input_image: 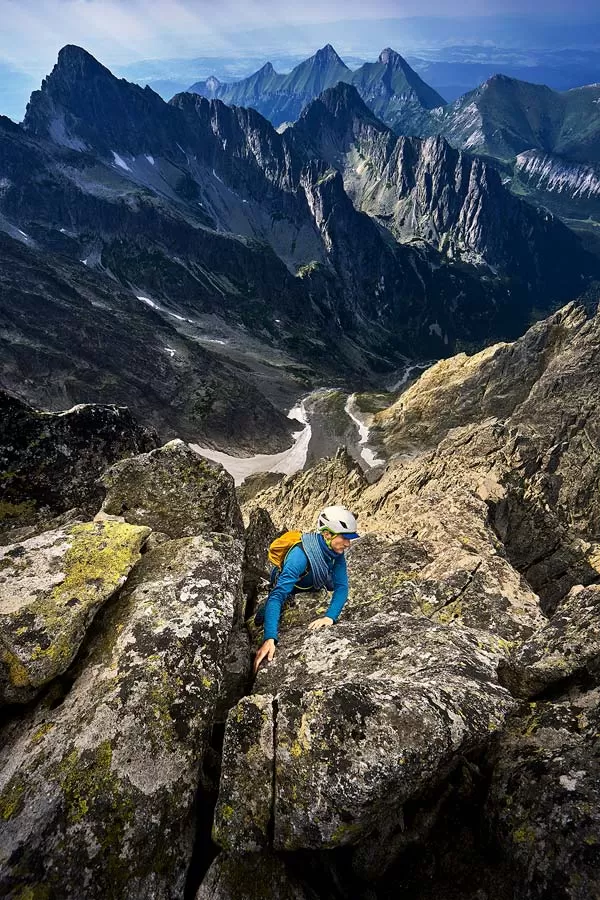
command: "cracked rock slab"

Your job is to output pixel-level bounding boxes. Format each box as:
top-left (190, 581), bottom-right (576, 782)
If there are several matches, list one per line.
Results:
top-left (213, 693), bottom-right (275, 852)
top-left (222, 610), bottom-right (516, 857)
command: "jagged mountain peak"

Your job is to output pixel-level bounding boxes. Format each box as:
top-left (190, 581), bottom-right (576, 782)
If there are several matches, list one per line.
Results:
top-left (53, 44), bottom-right (113, 81)
top-left (258, 61), bottom-right (276, 74)
top-left (317, 81), bottom-right (373, 116)
top-left (314, 44), bottom-right (344, 64)
top-left (298, 81), bottom-right (379, 134)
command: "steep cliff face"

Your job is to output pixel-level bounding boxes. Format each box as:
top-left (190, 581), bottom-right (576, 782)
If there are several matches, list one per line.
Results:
top-left (293, 83), bottom-right (594, 290)
top-left (429, 76), bottom-right (600, 166)
top-left (424, 76), bottom-right (600, 231)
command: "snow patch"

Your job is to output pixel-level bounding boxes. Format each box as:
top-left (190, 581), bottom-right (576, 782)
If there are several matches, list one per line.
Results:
top-left (344, 394), bottom-right (384, 467)
top-left (145, 154), bottom-right (155, 165)
top-left (137, 295), bottom-right (160, 310)
top-left (191, 397), bottom-right (312, 485)
top-left (390, 363), bottom-right (433, 391)
top-left (112, 152), bottom-right (131, 172)
top-left (164, 347), bottom-right (176, 357)
top-left (212, 168), bottom-right (224, 184)
top-left (429, 322), bottom-right (443, 339)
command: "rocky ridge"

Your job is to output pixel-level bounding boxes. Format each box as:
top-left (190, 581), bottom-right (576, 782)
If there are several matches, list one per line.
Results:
top-left (1, 300), bottom-right (599, 898)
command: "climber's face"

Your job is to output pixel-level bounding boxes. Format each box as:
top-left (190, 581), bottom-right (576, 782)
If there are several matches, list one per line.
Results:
top-left (329, 534), bottom-right (352, 554)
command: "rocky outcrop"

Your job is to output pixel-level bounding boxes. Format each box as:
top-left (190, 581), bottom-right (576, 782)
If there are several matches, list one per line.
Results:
top-left (0, 531), bottom-right (244, 900)
top-left (0, 390), bottom-right (157, 533)
top-left (499, 584), bottom-right (600, 699)
top-left (0, 520), bottom-right (149, 705)
top-left (100, 439), bottom-right (244, 539)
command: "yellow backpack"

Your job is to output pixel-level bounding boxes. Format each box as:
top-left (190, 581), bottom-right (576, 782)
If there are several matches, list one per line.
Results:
top-left (267, 530), bottom-right (303, 570)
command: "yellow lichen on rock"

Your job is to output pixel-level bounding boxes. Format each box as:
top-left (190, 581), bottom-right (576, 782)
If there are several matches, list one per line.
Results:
top-left (0, 520), bottom-right (150, 704)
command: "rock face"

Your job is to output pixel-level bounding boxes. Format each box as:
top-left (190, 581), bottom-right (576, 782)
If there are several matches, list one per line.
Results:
top-left (0, 531), bottom-right (244, 900)
top-left (100, 439), bottom-right (244, 539)
top-left (499, 585), bottom-right (600, 699)
top-left (0, 390), bottom-right (157, 533)
top-left (197, 852), bottom-right (320, 900)
top-left (293, 83), bottom-right (594, 303)
top-left (231, 300), bottom-right (600, 898)
top-left (0, 404), bottom-right (251, 898)
top-left (0, 520), bottom-right (149, 705)
top-left (487, 686), bottom-right (600, 900)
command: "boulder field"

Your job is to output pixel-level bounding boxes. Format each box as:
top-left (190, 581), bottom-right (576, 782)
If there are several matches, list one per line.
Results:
top-left (1, 301), bottom-right (600, 899)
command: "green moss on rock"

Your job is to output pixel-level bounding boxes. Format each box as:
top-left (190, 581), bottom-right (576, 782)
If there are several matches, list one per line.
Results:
top-left (0, 774), bottom-right (25, 820)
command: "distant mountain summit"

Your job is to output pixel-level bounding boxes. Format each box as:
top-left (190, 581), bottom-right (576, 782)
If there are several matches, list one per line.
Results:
top-left (24, 44), bottom-right (184, 157)
top-left (351, 48), bottom-right (445, 132)
top-left (426, 74), bottom-right (600, 237)
top-left (188, 44), bottom-right (444, 130)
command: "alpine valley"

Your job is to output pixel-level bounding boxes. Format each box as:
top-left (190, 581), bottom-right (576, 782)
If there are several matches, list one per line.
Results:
top-left (0, 44), bottom-right (598, 453)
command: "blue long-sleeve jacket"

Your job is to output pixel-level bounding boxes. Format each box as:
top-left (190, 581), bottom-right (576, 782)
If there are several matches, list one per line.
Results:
top-left (263, 533), bottom-right (349, 642)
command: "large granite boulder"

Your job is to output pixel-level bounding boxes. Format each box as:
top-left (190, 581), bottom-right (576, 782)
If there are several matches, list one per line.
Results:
top-left (0, 519), bottom-right (150, 705)
top-left (213, 522), bottom-right (523, 865)
top-left (101, 439), bottom-right (243, 538)
top-left (0, 390), bottom-right (157, 534)
top-left (0, 532), bottom-right (244, 900)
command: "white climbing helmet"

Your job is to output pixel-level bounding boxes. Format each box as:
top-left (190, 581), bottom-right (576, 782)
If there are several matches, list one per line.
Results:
top-left (317, 505), bottom-right (359, 539)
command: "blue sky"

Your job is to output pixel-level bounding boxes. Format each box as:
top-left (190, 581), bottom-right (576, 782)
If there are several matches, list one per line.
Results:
top-left (0, 1), bottom-right (598, 121)
top-left (1, 1), bottom-right (598, 70)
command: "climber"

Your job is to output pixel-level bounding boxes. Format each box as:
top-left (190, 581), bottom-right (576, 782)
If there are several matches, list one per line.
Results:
top-left (253, 505), bottom-right (359, 673)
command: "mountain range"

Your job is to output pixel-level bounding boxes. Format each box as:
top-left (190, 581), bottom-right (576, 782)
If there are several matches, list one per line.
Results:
top-left (189, 45), bottom-right (445, 132)
top-left (0, 45), bottom-right (597, 451)
top-left (189, 45), bottom-right (600, 243)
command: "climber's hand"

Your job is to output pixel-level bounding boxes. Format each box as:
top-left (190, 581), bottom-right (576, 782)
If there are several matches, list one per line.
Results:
top-left (308, 616), bottom-right (334, 631)
top-left (253, 639), bottom-right (276, 673)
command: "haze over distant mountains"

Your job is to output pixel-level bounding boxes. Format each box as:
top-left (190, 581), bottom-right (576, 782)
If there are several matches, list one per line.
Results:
top-left (1, 44), bottom-right (596, 450)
